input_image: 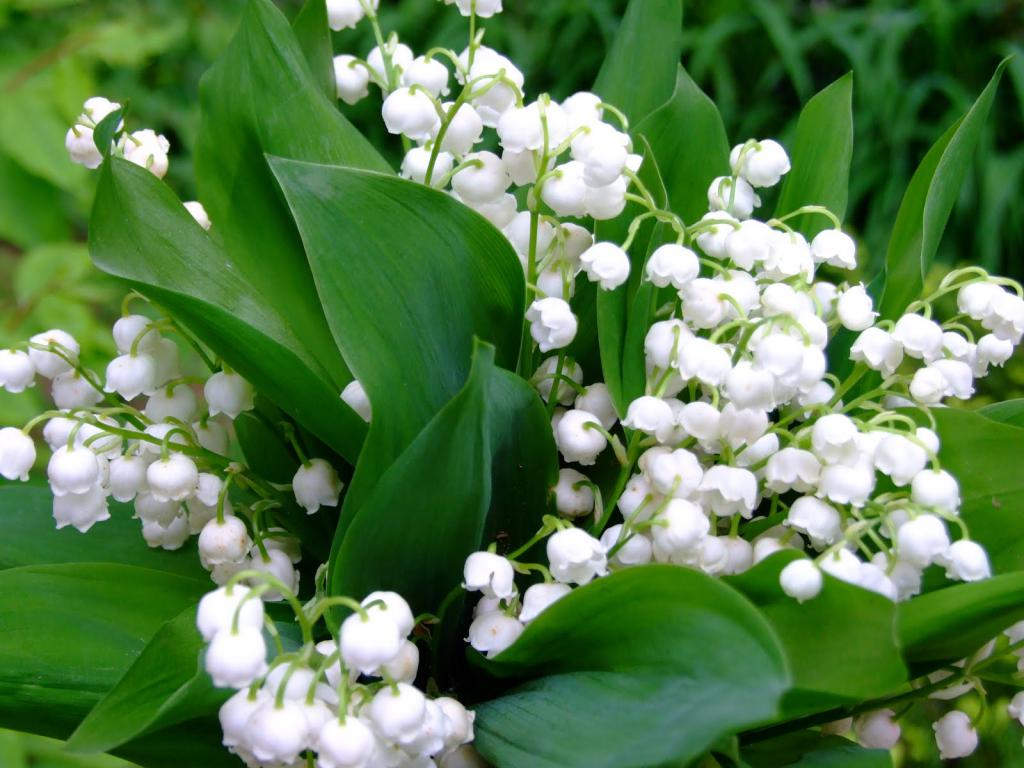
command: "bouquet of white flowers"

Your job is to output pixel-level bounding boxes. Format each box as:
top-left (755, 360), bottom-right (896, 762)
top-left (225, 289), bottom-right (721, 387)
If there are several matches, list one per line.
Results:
top-left (1, 1), bottom-right (1023, 766)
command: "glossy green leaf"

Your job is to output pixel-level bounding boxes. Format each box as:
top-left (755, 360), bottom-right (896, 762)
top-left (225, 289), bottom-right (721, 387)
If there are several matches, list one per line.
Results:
top-left (194, 0), bottom-right (389, 440)
top-left (634, 66), bottom-right (731, 224)
top-left (592, 0), bottom-right (683, 125)
top-left (933, 407), bottom-right (1024, 573)
top-left (774, 73), bottom-right (854, 237)
top-left (268, 159), bottom-right (527, 587)
top-left (727, 553), bottom-right (907, 718)
top-left (474, 566), bottom-right (789, 768)
top-left (329, 343), bottom-right (555, 614)
top-left (743, 732), bottom-right (892, 768)
top-left (0, 485), bottom-right (206, 579)
top-left (979, 398), bottom-right (1024, 428)
top-left (291, 0), bottom-right (335, 101)
top-left (897, 572), bottom-right (1024, 664)
top-left (68, 606), bottom-right (225, 755)
top-left (89, 157), bottom-right (366, 464)
top-left (0, 564), bottom-right (206, 739)
top-left (91, 108), bottom-right (124, 163)
top-left (878, 59), bottom-right (1009, 318)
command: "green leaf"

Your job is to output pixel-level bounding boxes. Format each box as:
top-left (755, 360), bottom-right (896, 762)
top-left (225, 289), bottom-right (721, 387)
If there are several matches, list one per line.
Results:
top-left (89, 157), bottom-right (366, 464)
top-left (878, 59), bottom-right (1009, 318)
top-left (743, 732), bottom-right (892, 768)
top-left (727, 553), bottom-right (907, 718)
top-left (592, 0), bottom-right (683, 125)
top-left (635, 66), bottom-right (731, 224)
top-left (0, 485), bottom-right (206, 579)
top-left (329, 343), bottom-right (555, 614)
top-left (268, 158), bottom-right (527, 589)
top-left (0, 564), bottom-right (206, 740)
top-left (932, 407), bottom-right (1024, 573)
top-left (291, 0), bottom-right (335, 101)
top-left (474, 566), bottom-right (789, 768)
top-left (68, 606), bottom-right (225, 755)
top-left (91, 107), bottom-right (124, 162)
top-left (896, 572), bottom-right (1024, 664)
top-left (979, 398), bottom-right (1024, 428)
top-left (774, 73), bottom-right (854, 238)
top-left (194, 0), bottom-right (389, 434)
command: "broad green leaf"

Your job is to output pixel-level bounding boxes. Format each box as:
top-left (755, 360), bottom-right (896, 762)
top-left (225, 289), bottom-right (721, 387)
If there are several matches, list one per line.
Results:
top-left (291, 0), bottom-right (335, 101)
top-left (0, 485), bottom-right (206, 579)
top-left (68, 606), bottom-right (225, 755)
top-left (89, 157), bottom-right (367, 464)
top-left (933, 407), bottom-right (1024, 573)
top-left (194, 0), bottom-right (389, 427)
top-left (91, 108), bottom-right (124, 163)
top-left (635, 66), bottom-right (731, 224)
top-left (268, 158), bottom-right (527, 589)
top-left (743, 732), bottom-right (892, 768)
top-left (0, 729), bottom-right (138, 768)
top-left (0, 564), bottom-right (206, 740)
top-left (329, 343), bottom-right (556, 614)
top-left (979, 398), bottom-right (1024, 428)
top-left (896, 572), bottom-right (1024, 664)
top-left (727, 553), bottom-right (907, 718)
top-left (878, 59), bottom-right (1009, 318)
top-left (774, 73), bottom-right (854, 237)
top-left (592, 0), bottom-right (683, 125)
top-left (474, 566), bottom-right (789, 768)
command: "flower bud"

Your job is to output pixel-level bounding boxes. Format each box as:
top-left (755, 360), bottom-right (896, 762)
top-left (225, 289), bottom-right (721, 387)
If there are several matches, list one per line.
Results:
top-left (547, 527), bottom-right (607, 585)
top-left (707, 176), bottom-right (759, 219)
top-left (579, 242), bottom-right (630, 290)
top-left (124, 129), bottom-right (170, 179)
top-left (146, 453), bottom-right (198, 502)
top-left (104, 353), bottom-right (157, 400)
top-left (554, 409), bottom-right (606, 465)
top-left (463, 552), bottom-right (516, 600)
top-left (244, 700), bottom-right (308, 765)
top-left (204, 625), bottom-right (267, 688)
top-left (645, 243), bottom-right (699, 289)
top-left (731, 139), bottom-right (790, 188)
top-left (199, 516), bottom-right (251, 566)
top-left (368, 683), bottom-right (427, 745)
top-left (451, 151), bottom-right (510, 204)
top-left (810, 229), bottom-right (856, 270)
top-left (836, 284), bottom-right (876, 331)
top-left (197, 585), bottom-right (265, 642)
top-left (0, 427), bottom-right (36, 481)
top-left (0, 349), bottom-right (35, 393)
top-left (553, 468), bottom-right (594, 518)
top-left (292, 458), bottom-right (343, 514)
top-left (855, 709), bottom-right (900, 750)
top-left (48, 444), bottom-right (100, 496)
top-left (897, 514), bottom-right (950, 568)
top-left (318, 716), bottom-right (378, 768)
top-left (526, 298), bottom-right (578, 352)
top-left (333, 54), bottom-right (371, 104)
top-left (340, 609), bottom-right (403, 675)
top-left (28, 329), bottom-right (79, 379)
top-left (204, 371), bottom-right (255, 419)
top-left (932, 711), bottom-right (978, 760)
top-left (941, 539), bottom-right (991, 582)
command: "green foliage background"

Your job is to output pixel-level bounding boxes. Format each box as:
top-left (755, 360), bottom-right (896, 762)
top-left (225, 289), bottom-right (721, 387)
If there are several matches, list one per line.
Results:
top-left (0, 0), bottom-right (1022, 766)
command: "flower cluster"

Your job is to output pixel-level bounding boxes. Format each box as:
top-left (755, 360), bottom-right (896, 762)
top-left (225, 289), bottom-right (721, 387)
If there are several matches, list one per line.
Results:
top-left (0, 306), bottom-right (351, 596)
top-left (197, 576), bottom-right (474, 768)
top-left (65, 96), bottom-right (172, 178)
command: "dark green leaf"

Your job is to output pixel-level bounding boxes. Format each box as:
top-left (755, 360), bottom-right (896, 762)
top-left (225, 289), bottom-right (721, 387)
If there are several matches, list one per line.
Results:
top-left (194, 0), bottom-right (390, 442)
top-left (291, 0), bottom-right (335, 101)
top-left (89, 157), bottom-right (366, 464)
top-left (329, 343), bottom-right (555, 614)
top-left (979, 398), bottom-right (1024, 428)
top-left (0, 485), bottom-right (206, 580)
top-left (743, 732), bottom-right (892, 768)
top-left (0, 564), bottom-right (206, 740)
top-left (774, 73), bottom-right (854, 238)
top-left (68, 606), bottom-right (225, 754)
top-left (91, 108), bottom-right (124, 162)
top-left (896, 572), bottom-right (1024, 663)
top-left (592, 0), bottom-right (683, 125)
top-left (727, 553), bottom-right (907, 718)
top-left (268, 158), bottom-right (527, 594)
top-left (634, 66), bottom-right (731, 224)
top-left (474, 566), bottom-right (789, 768)
top-left (933, 407), bottom-right (1024, 573)
top-left (878, 59), bottom-right (1009, 318)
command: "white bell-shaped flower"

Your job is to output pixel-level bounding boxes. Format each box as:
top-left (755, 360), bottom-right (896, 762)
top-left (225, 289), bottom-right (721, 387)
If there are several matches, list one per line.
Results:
top-left (730, 139), bottom-right (790, 187)
top-left (779, 558), bottom-right (823, 602)
top-left (292, 458), bottom-right (343, 514)
top-left (451, 151), bottom-right (510, 204)
top-left (204, 625), bottom-right (267, 688)
top-left (574, 383), bottom-right (617, 430)
top-left (982, 288), bottom-right (1024, 342)
top-left (526, 298), bottom-right (578, 352)
top-left (579, 242), bottom-right (630, 290)
top-left (197, 585), bottom-right (265, 642)
top-left (941, 539), bottom-right (991, 582)
top-left (0, 349), bottom-right (35, 393)
top-left (785, 496), bottom-right (841, 547)
top-left (47, 444), bottom-right (100, 496)
top-left (648, 449), bottom-right (703, 498)
top-left (873, 433), bottom-right (927, 486)
top-left (817, 461), bottom-right (876, 507)
top-left (892, 313), bottom-right (944, 361)
top-left (810, 229), bottom-right (857, 270)
top-left (333, 54), bottom-right (371, 104)
top-left (854, 709), bottom-right (901, 750)
top-left (677, 337), bottom-right (732, 386)
top-left (146, 453), bottom-right (198, 502)
top-left (467, 611), bottom-right (524, 658)
top-left (910, 468), bottom-right (960, 511)
top-left (644, 319), bottom-right (691, 371)
top-left (204, 371), bottom-right (255, 419)
top-left (244, 699), bottom-right (308, 765)
top-left (326, 0), bottom-right (375, 30)
top-left (572, 122), bottom-right (630, 187)
top-left (366, 42), bottom-right (414, 87)
top-left (52, 485), bottom-right (110, 533)
top-left (518, 582), bottom-right (571, 623)
top-left (124, 129), bottom-right (170, 178)
top-left (198, 516), bottom-right (251, 566)
top-left (547, 527), bottom-right (607, 585)
top-left (340, 609), bottom-right (403, 675)
top-left (932, 711), bottom-right (978, 760)
top-left (764, 448), bottom-right (820, 494)
top-left (219, 689), bottom-right (266, 750)
top-left (362, 590), bottom-right (415, 637)
top-left (369, 683), bottom-right (427, 745)
top-left (554, 409), bottom-right (607, 465)
top-left (694, 211), bottom-right (738, 257)
top-left (401, 145), bottom-right (453, 187)
top-left (601, 524), bottom-right (653, 567)
top-left (0, 427), bottom-right (36, 481)
top-left (383, 87), bottom-right (441, 142)
top-left (104, 353), bottom-right (156, 400)
top-left (50, 370), bottom-right (102, 409)
top-left (850, 327), bottom-right (903, 375)
top-left (651, 499), bottom-right (709, 562)
top-left (541, 161), bottom-right (589, 217)
top-left (463, 552), bottom-right (516, 600)
top-left (531, 356), bottom-right (582, 406)
top-left (622, 396), bottom-right (674, 441)
top-left (897, 514), bottom-right (950, 568)
top-left (645, 243), bottom-right (699, 289)
top-left (28, 329), bottom-right (79, 379)
top-left (836, 284), bottom-right (876, 331)
top-left (317, 717), bottom-right (378, 768)
top-left (698, 465), bottom-right (758, 518)
top-left (553, 468), bottom-right (594, 518)
top-left (402, 55), bottom-right (449, 97)
top-left (144, 384), bottom-right (198, 423)
top-left (810, 414), bottom-right (859, 464)
top-left (707, 175), bottom-right (759, 219)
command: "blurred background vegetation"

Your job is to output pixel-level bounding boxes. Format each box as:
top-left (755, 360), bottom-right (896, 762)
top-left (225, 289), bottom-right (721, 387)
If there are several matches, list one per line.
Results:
top-left (0, 0), bottom-right (1022, 765)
